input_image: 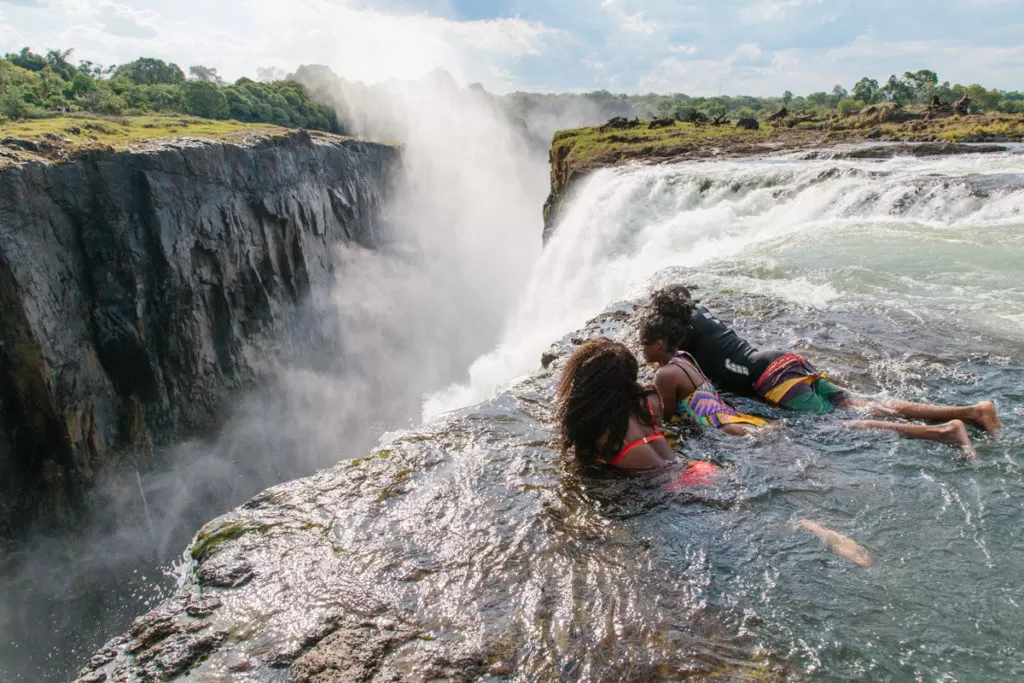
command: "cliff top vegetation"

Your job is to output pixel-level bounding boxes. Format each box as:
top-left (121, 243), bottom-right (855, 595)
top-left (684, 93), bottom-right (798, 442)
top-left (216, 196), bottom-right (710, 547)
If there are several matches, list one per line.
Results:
top-left (547, 107), bottom-right (1024, 187)
top-left (0, 48), bottom-right (340, 133)
top-left (0, 114), bottom-right (312, 169)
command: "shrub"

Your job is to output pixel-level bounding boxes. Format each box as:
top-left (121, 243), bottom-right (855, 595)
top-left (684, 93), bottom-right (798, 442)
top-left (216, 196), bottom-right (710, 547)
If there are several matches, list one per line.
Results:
top-left (97, 92), bottom-right (126, 115)
top-left (1, 87), bottom-right (29, 119)
top-left (837, 98), bottom-right (866, 117)
top-left (182, 80), bottom-right (228, 119)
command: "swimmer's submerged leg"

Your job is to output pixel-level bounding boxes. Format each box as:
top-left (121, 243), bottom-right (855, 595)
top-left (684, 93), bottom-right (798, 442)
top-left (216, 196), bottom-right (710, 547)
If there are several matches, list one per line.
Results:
top-left (796, 519), bottom-right (872, 567)
top-left (847, 418), bottom-right (977, 459)
top-left (720, 422), bottom-right (763, 437)
top-left (842, 398), bottom-right (1002, 439)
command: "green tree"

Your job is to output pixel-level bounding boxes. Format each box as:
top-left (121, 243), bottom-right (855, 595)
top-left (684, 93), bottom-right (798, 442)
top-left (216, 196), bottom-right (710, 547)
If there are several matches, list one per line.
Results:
top-left (829, 84), bottom-right (848, 107)
top-left (903, 69), bottom-right (938, 103)
top-left (69, 71), bottom-right (95, 96)
top-left (781, 90), bottom-right (793, 108)
top-left (181, 80), bottom-right (228, 118)
top-left (965, 84), bottom-right (999, 111)
top-left (115, 57), bottom-right (186, 85)
top-left (1, 86), bottom-right (29, 118)
top-left (836, 98), bottom-right (865, 117)
top-left (852, 77), bottom-right (880, 104)
top-left (880, 74), bottom-right (915, 104)
top-left (5, 47), bottom-right (46, 72)
top-left (806, 91), bottom-right (828, 107)
top-left (45, 48), bottom-right (76, 80)
top-left (224, 86), bottom-right (255, 120)
top-left (96, 90), bottom-right (125, 115)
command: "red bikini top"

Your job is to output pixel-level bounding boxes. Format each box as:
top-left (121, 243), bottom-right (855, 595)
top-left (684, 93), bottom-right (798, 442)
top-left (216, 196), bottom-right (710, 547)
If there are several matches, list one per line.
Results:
top-left (608, 398), bottom-right (666, 466)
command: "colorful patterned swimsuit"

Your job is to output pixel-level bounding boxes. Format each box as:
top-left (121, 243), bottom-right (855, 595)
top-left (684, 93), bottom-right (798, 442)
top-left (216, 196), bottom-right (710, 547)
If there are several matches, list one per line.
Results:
top-left (752, 352), bottom-right (849, 414)
top-left (668, 352), bottom-right (768, 429)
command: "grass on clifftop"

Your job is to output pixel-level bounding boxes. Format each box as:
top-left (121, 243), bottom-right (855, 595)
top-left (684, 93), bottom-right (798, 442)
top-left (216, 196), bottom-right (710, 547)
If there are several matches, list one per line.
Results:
top-left (550, 111), bottom-right (1024, 185)
top-left (0, 113), bottom-right (294, 168)
top-left (553, 121), bottom-right (768, 167)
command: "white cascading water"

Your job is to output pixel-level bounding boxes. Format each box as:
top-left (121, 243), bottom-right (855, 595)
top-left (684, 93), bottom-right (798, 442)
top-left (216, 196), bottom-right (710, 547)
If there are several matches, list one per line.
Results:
top-left (425, 147), bottom-right (1024, 417)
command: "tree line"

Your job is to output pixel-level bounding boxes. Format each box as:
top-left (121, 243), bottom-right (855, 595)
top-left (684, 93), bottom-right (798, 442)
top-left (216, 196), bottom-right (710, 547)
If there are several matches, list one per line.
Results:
top-left (504, 69), bottom-right (1024, 124)
top-left (0, 48), bottom-right (341, 133)
top-left (3, 47), bottom-right (1022, 134)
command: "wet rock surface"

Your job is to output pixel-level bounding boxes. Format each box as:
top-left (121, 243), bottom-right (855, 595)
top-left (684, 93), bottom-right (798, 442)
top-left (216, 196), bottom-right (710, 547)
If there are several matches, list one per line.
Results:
top-left (75, 302), bottom-right (783, 682)
top-left (0, 131), bottom-right (399, 537)
top-left (73, 265), bottom-right (1024, 681)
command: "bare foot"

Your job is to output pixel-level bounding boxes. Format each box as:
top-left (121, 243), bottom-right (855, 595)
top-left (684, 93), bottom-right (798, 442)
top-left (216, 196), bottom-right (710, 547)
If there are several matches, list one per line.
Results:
top-left (938, 419), bottom-right (977, 459)
top-left (971, 401), bottom-right (1003, 439)
top-left (797, 519), bottom-right (872, 567)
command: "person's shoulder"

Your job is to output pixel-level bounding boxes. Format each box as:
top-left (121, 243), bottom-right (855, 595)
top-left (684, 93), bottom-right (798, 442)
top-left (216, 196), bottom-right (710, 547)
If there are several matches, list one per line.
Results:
top-left (655, 360), bottom-right (685, 381)
top-left (693, 304), bottom-right (717, 322)
top-left (644, 390), bottom-right (663, 416)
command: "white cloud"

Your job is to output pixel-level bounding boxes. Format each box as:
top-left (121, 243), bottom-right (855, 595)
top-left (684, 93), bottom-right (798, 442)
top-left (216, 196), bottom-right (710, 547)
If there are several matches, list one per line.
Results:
top-left (731, 43), bottom-right (762, 60)
top-left (620, 11), bottom-right (661, 35)
top-left (0, 20), bottom-right (23, 44)
top-left (739, 0), bottom-right (823, 24)
top-left (444, 16), bottom-right (562, 56)
top-left (59, 0), bottom-right (95, 15)
top-left (98, 2), bottom-right (158, 39)
top-left (668, 45), bottom-right (698, 55)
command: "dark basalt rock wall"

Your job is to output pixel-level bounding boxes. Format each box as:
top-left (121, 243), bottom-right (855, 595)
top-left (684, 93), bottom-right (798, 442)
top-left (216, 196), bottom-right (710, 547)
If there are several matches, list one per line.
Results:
top-left (0, 131), bottom-right (399, 537)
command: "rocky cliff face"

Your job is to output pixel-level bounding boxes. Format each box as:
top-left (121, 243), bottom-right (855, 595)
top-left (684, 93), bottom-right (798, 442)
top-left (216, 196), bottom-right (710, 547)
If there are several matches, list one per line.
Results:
top-left (0, 131), bottom-right (399, 537)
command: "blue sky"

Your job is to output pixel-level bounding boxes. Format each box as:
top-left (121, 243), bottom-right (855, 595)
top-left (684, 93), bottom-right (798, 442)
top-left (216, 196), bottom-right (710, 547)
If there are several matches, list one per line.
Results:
top-left (1, 0), bottom-right (1022, 95)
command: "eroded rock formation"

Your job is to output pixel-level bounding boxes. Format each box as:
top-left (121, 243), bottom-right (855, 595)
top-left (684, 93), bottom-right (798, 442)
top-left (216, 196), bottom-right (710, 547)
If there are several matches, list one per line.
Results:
top-left (0, 131), bottom-right (399, 536)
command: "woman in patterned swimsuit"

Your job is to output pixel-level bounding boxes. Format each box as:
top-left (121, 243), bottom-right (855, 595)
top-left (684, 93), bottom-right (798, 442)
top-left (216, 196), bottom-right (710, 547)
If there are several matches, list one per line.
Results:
top-left (639, 298), bottom-right (989, 455)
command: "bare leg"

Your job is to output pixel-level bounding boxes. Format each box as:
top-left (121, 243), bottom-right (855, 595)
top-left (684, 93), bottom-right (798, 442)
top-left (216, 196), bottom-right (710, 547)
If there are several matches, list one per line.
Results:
top-left (842, 397), bottom-right (1001, 438)
top-left (720, 422), bottom-right (763, 437)
top-left (848, 418), bottom-right (976, 458)
top-left (796, 520), bottom-right (871, 567)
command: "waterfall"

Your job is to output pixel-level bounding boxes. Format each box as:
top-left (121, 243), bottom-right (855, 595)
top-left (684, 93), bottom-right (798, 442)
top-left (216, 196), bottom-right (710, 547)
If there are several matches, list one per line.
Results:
top-left (426, 148), bottom-right (1024, 417)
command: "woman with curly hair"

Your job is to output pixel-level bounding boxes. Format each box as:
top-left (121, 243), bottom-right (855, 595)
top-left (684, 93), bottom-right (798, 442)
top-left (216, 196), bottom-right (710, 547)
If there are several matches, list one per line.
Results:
top-left (554, 337), bottom-right (719, 486)
top-left (640, 284), bottom-right (999, 454)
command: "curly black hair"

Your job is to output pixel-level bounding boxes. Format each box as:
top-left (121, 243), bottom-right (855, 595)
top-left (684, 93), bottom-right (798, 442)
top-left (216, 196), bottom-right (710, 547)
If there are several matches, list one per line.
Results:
top-left (639, 284), bottom-right (695, 349)
top-left (554, 338), bottom-right (654, 466)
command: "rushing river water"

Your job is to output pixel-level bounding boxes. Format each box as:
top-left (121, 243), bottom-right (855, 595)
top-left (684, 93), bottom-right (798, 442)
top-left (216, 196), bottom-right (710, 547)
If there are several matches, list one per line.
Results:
top-left (421, 147), bottom-right (1024, 680)
top-left (11, 147), bottom-right (1024, 681)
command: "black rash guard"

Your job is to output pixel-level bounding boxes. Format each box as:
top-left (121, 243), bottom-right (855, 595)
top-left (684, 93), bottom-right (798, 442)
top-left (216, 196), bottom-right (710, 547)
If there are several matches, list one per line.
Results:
top-left (681, 305), bottom-right (785, 393)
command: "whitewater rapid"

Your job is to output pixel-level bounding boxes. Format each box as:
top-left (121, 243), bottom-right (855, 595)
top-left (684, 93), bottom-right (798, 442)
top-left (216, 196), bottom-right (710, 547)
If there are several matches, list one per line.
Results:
top-left (425, 147), bottom-right (1024, 417)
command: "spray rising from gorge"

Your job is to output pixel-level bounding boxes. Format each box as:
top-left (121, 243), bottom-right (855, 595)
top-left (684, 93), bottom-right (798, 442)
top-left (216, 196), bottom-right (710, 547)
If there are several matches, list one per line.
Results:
top-left (0, 73), bottom-right (568, 681)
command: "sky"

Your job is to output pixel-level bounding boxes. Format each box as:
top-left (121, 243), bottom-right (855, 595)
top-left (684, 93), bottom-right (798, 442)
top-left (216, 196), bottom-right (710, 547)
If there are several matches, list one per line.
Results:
top-left (1, 0), bottom-right (1022, 96)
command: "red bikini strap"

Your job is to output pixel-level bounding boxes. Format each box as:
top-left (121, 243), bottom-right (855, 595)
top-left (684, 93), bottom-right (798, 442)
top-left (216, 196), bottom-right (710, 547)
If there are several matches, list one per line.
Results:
top-left (646, 398), bottom-right (662, 435)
